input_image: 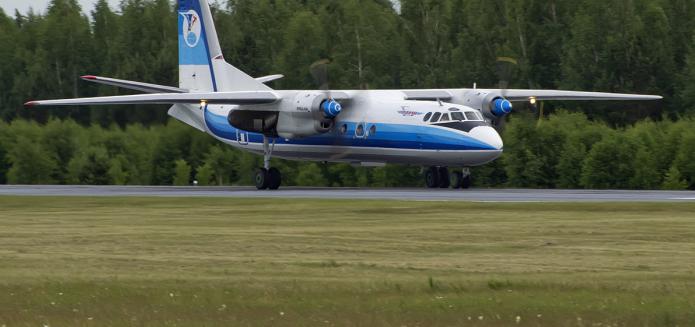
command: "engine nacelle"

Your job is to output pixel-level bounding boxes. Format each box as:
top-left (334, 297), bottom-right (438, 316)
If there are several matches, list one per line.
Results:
top-left (461, 90), bottom-right (513, 120)
top-left (276, 91), bottom-right (339, 139)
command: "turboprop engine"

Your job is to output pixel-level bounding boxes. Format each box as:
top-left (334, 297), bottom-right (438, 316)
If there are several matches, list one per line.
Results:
top-left (226, 91), bottom-right (342, 139)
top-left (275, 91), bottom-right (342, 139)
top-left (461, 90), bottom-right (513, 121)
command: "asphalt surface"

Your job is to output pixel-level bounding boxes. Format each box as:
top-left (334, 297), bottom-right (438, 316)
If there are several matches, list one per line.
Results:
top-left (0, 185), bottom-right (693, 202)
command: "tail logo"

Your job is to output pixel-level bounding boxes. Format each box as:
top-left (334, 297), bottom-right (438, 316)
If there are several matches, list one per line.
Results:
top-left (180, 10), bottom-right (202, 48)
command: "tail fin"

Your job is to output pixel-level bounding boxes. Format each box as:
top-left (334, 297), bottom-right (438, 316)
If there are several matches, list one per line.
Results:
top-left (178, 0), bottom-right (271, 92)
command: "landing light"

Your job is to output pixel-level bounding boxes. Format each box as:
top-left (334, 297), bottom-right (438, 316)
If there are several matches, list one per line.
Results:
top-left (200, 100), bottom-right (208, 107)
top-left (529, 97), bottom-right (537, 105)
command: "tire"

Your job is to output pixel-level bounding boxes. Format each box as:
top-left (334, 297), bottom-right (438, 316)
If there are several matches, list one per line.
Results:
top-left (255, 168), bottom-right (269, 190)
top-left (425, 166), bottom-right (439, 188)
top-left (438, 167), bottom-right (450, 188)
top-left (461, 174), bottom-right (472, 189)
top-left (268, 167), bottom-right (282, 190)
top-left (451, 172), bottom-right (463, 189)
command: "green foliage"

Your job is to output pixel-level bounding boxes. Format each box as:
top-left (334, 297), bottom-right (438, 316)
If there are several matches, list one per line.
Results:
top-left (173, 159), bottom-right (191, 186)
top-left (581, 134), bottom-right (637, 189)
top-left (67, 146), bottom-right (111, 185)
top-left (195, 164), bottom-right (213, 186)
top-left (7, 136), bottom-right (57, 184)
top-left (662, 165), bottom-right (688, 190)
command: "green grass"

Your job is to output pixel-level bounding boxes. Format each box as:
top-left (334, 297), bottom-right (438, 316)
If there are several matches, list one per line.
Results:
top-left (0, 197), bottom-right (694, 326)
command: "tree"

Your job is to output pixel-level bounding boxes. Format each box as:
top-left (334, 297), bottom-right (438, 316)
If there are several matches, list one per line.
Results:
top-left (662, 165), bottom-right (688, 190)
top-left (203, 146), bottom-right (237, 185)
top-left (580, 134), bottom-right (637, 189)
top-left (195, 164), bottom-right (213, 186)
top-left (295, 163), bottom-right (327, 187)
top-left (173, 159), bottom-right (191, 186)
top-left (7, 136), bottom-right (57, 184)
top-left (67, 146), bottom-right (111, 185)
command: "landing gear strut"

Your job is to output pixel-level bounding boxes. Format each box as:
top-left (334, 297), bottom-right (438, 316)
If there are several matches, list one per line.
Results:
top-left (425, 166), bottom-right (471, 189)
top-left (255, 136), bottom-right (282, 190)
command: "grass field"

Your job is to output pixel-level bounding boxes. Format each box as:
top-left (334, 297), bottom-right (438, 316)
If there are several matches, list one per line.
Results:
top-left (0, 197), bottom-right (694, 326)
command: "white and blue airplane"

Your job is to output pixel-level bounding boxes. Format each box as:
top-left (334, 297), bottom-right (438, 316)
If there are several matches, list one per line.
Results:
top-left (26, 0), bottom-right (662, 190)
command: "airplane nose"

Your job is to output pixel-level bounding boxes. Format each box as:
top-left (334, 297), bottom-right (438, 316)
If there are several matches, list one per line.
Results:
top-left (469, 126), bottom-right (503, 150)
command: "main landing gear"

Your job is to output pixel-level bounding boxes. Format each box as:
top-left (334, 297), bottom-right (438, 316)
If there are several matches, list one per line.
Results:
top-left (425, 166), bottom-right (471, 189)
top-left (255, 136), bottom-right (282, 190)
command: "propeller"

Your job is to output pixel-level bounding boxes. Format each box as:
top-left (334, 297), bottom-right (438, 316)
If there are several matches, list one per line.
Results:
top-left (493, 56), bottom-right (518, 132)
top-left (310, 59), bottom-right (353, 161)
top-left (310, 59), bottom-right (342, 120)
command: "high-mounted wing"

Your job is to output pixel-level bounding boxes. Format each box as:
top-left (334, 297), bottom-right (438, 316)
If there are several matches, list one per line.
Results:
top-left (403, 90), bottom-right (453, 101)
top-left (80, 75), bottom-right (188, 94)
top-left (481, 89), bottom-right (663, 102)
top-left (25, 91), bottom-right (279, 107)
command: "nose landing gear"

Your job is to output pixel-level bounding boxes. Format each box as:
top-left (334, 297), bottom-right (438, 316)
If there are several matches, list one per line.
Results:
top-left (425, 166), bottom-right (471, 189)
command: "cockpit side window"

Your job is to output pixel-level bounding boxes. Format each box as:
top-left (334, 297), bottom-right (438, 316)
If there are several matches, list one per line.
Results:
top-left (430, 112), bottom-right (441, 122)
top-left (423, 112), bottom-right (432, 122)
top-left (476, 112), bottom-right (484, 120)
top-left (465, 112), bottom-right (478, 121)
top-left (440, 113), bottom-right (450, 122)
top-left (451, 112), bottom-right (465, 121)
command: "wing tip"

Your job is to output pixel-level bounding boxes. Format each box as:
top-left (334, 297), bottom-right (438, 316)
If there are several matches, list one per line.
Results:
top-left (81, 75), bottom-right (97, 80)
top-left (24, 101), bottom-right (38, 108)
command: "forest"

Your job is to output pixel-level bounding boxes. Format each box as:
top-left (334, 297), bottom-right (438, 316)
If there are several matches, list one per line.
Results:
top-left (0, 0), bottom-right (694, 189)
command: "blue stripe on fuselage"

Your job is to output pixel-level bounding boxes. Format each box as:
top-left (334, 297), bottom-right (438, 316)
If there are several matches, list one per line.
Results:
top-left (204, 109), bottom-right (496, 151)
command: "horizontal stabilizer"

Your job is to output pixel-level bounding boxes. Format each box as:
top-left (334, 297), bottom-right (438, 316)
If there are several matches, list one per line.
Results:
top-left (81, 75), bottom-right (188, 94)
top-left (25, 91), bottom-right (279, 107)
top-left (485, 89), bottom-right (663, 101)
top-left (255, 74), bottom-right (284, 84)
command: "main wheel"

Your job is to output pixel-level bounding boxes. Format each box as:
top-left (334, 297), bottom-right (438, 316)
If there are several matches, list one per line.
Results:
top-left (438, 167), bottom-right (450, 188)
top-left (425, 166), bottom-right (439, 188)
top-left (255, 168), bottom-right (269, 190)
top-left (268, 167), bottom-right (282, 190)
top-left (451, 172), bottom-right (463, 189)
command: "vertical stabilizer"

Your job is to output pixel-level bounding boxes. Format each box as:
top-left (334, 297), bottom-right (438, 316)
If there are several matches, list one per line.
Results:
top-left (178, 0), bottom-right (271, 92)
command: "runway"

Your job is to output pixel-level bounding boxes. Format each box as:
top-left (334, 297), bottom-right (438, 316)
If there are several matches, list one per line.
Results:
top-left (0, 185), bottom-right (693, 202)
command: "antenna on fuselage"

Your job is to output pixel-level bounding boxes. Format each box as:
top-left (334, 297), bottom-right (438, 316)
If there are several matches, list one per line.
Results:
top-left (473, 83), bottom-right (477, 90)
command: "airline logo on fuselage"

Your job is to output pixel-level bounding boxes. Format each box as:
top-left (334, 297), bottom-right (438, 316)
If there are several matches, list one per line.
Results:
top-left (397, 107), bottom-right (424, 117)
top-left (180, 10), bottom-right (201, 48)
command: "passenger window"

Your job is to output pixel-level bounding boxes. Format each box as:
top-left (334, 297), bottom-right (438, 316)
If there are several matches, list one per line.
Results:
top-left (431, 112), bottom-right (441, 122)
top-left (465, 112), bottom-right (477, 121)
top-left (423, 112), bottom-right (432, 122)
top-left (451, 112), bottom-right (465, 121)
top-left (440, 113), bottom-right (450, 122)
top-left (369, 125), bottom-right (376, 136)
top-left (356, 124), bottom-right (365, 136)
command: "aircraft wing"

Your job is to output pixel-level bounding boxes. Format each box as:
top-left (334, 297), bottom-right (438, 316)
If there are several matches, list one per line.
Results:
top-left (80, 75), bottom-right (188, 94)
top-left (480, 89), bottom-right (663, 101)
top-left (25, 91), bottom-right (279, 107)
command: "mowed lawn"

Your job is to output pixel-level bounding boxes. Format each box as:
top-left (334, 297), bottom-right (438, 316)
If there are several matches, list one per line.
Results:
top-left (0, 197), bottom-right (694, 326)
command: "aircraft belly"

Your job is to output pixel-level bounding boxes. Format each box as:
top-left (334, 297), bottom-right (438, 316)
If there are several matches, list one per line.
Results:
top-left (239, 143), bottom-right (501, 166)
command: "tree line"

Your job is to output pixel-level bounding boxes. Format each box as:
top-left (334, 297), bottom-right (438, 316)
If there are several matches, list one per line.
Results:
top-left (1, 0), bottom-right (694, 188)
top-left (1, 113), bottom-right (692, 189)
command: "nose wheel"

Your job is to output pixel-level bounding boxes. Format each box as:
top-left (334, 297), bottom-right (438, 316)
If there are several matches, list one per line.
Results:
top-left (425, 166), bottom-right (471, 189)
top-left (255, 136), bottom-right (282, 190)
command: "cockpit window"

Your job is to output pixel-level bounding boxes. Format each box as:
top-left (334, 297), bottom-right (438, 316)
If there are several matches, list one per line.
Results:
top-left (476, 112), bottom-right (484, 120)
top-left (465, 112), bottom-right (478, 121)
top-left (451, 112), bottom-right (465, 121)
top-left (430, 112), bottom-right (441, 122)
top-left (440, 113), bottom-right (450, 122)
top-left (423, 112), bottom-right (432, 122)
